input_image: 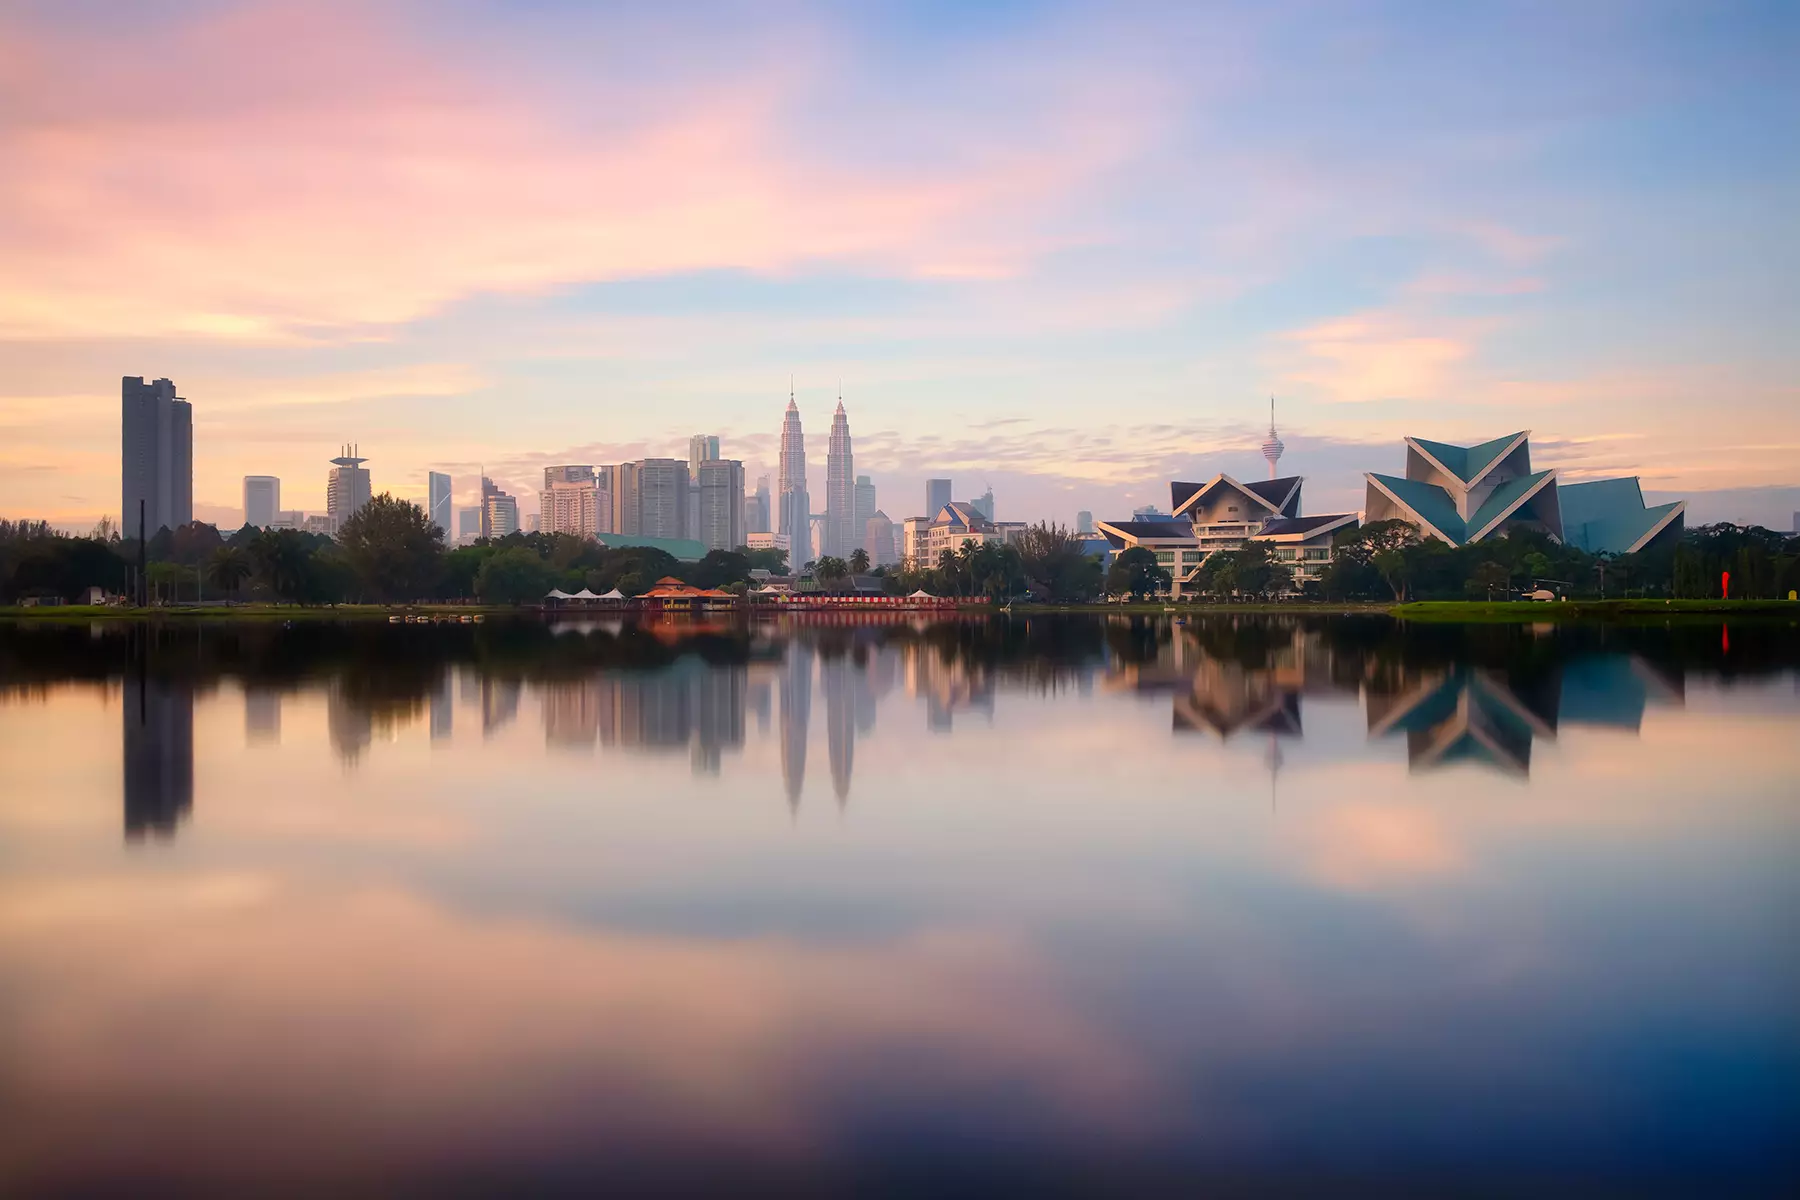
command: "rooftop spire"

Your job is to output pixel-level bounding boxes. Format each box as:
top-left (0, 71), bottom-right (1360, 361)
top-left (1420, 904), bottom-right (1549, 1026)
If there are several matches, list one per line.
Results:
top-left (1260, 396), bottom-right (1286, 480)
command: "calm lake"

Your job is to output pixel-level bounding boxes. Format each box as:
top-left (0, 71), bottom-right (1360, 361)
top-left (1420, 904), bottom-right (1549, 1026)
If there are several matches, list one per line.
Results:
top-left (2, 614), bottom-right (1797, 1195)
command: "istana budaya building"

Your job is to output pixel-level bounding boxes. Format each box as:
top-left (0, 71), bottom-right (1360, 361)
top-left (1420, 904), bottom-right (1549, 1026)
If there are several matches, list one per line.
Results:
top-left (1364, 431), bottom-right (1685, 554)
top-left (1098, 474), bottom-right (1358, 597)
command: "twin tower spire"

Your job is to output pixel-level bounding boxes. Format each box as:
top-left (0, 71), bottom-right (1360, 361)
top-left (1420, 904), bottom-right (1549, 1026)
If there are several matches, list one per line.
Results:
top-left (777, 383), bottom-right (856, 560)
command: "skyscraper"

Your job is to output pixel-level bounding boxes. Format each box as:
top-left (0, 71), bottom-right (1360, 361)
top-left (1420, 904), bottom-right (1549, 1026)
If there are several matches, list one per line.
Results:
top-left (242, 475), bottom-right (279, 528)
top-left (1076, 510), bottom-right (1094, 534)
top-left (697, 458), bottom-right (746, 551)
top-left (544, 464), bottom-right (594, 491)
top-left (825, 399), bottom-right (855, 559)
top-left (778, 393), bottom-right (810, 545)
top-left (926, 478), bottom-right (952, 518)
top-left (855, 475), bottom-right (876, 547)
top-left (457, 507), bottom-right (480, 544)
top-left (428, 471), bottom-right (452, 537)
top-left (688, 434), bottom-right (720, 479)
top-left (747, 474), bottom-right (772, 534)
top-left (121, 376), bottom-right (192, 536)
top-left (327, 445), bottom-right (371, 530)
top-left (479, 476), bottom-right (517, 538)
top-left (866, 510), bottom-right (898, 566)
top-left (612, 462), bottom-right (641, 535)
top-left (971, 487), bottom-right (994, 521)
top-left (544, 478), bottom-right (605, 537)
top-left (634, 458), bottom-right (689, 539)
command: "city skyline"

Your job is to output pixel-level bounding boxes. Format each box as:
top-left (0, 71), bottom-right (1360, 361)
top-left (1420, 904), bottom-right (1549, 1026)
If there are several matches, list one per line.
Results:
top-left (4, 4), bottom-right (1796, 531)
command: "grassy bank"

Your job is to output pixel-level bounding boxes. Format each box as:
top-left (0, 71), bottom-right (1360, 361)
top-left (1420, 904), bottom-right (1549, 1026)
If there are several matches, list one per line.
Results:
top-left (1002, 602), bottom-right (1392, 615)
top-left (1391, 598), bottom-right (1799, 622)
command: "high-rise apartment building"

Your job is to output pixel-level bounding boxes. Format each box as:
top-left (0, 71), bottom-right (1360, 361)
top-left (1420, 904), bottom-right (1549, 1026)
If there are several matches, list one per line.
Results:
top-left (925, 478), bottom-right (952, 519)
top-left (457, 507), bottom-right (481, 544)
top-left (631, 458), bottom-right (689, 539)
top-left (242, 476), bottom-right (279, 528)
top-left (612, 462), bottom-right (641, 535)
top-left (825, 401), bottom-right (855, 559)
top-left (865, 510), bottom-right (898, 566)
top-left (778, 394), bottom-right (809, 544)
top-left (121, 376), bottom-right (193, 536)
top-left (428, 472), bottom-right (452, 537)
top-left (1076, 510), bottom-right (1094, 535)
top-left (688, 434), bottom-right (720, 479)
top-left (696, 458), bottom-right (746, 551)
top-left (326, 445), bottom-right (371, 530)
top-left (543, 478), bottom-right (606, 538)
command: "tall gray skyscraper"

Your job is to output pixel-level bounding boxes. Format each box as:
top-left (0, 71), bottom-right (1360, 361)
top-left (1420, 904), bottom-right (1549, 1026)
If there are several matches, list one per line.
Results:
top-left (971, 487), bottom-right (994, 522)
top-left (778, 393), bottom-right (809, 543)
top-left (326, 446), bottom-right (371, 530)
top-left (697, 458), bottom-right (746, 551)
top-left (747, 474), bottom-right (772, 534)
top-left (925, 478), bottom-right (951, 518)
top-left (1076, 510), bottom-right (1094, 535)
top-left (855, 475), bottom-right (876, 548)
top-left (825, 400), bottom-right (855, 559)
top-left (688, 434), bottom-right (720, 479)
top-left (628, 458), bottom-right (689, 539)
top-left (427, 472), bottom-right (452, 537)
top-left (121, 376), bottom-right (192, 536)
top-left (242, 476), bottom-right (279, 528)
top-left (612, 462), bottom-right (641, 535)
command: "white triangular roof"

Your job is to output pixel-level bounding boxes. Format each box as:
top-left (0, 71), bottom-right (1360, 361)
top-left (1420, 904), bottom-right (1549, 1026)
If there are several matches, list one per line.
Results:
top-left (909, 589), bottom-right (936, 597)
top-left (598, 588), bottom-right (625, 599)
top-left (545, 588), bottom-right (575, 599)
top-left (571, 588), bottom-right (601, 599)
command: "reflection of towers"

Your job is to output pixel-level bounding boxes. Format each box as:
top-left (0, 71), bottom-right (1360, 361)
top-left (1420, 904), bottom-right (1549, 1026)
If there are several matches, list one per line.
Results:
top-left (1107, 623), bottom-right (1351, 741)
top-left (779, 641), bottom-right (813, 810)
top-left (905, 642), bottom-right (994, 731)
top-left (244, 688), bottom-right (280, 745)
top-left (327, 679), bottom-right (374, 765)
top-left (430, 671), bottom-right (453, 741)
top-left (481, 677), bottom-right (521, 737)
top-left (559, 664), bottom-right (749, 774)
top-left (543, 679), bottom-right (602, 751)
top-left (822, 652), bottom-right (855, 808)
top-left (124, 675), bottom-right (193, 840)
top-left (692, 666), bottom-right (747, 775)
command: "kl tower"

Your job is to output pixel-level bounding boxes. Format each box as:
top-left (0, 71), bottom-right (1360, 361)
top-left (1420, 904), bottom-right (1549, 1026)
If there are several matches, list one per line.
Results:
top-left (1260, 397), bottom-right (1285, 479)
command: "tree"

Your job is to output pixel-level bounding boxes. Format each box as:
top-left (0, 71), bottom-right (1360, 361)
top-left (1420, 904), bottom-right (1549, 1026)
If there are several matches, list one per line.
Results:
top-left (336, 492), bottom-right (443, 602)
top-left (475, 547), bottom-right (554, 604)
top-left (205, 546), bottom-right (252, 597)
top-left (739, 544), bottom-right (789, 575)
top-left (1015, 522), bottom-right (1102, 601)
top-left (249, 530), bottom-right (316, 602)
top-left (849, 547), bottom-right (871, 574)
top-left (815, 556), bottom-right (851, 588)
top-left (1107, 546), bottom-right (1169, 599)
top-left (1468, 559), bottom-right (1511, 600)
top-left (692, 549), bottom-right (752, 590)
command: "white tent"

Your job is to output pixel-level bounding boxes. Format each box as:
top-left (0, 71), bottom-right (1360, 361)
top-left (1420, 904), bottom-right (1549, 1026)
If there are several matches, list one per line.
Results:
top-left (545, 588), bottom-right (575, 600)
top-left (598, 588), bottom-right (626, 601)
top-left (908, 589), bottom-right (936, 598)
top-left (570, 588), bottom-right (601, 600)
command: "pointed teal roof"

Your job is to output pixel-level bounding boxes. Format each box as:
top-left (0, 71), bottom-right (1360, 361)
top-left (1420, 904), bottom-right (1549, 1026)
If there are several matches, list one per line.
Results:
top-left (1368, 473), bottom-right (1465, 542)
top-left (1410, 432), bottom-right (1525, 484)
top-left (1560, 478), bottom-right (1684, 554)
top-left (1468, 469), bottom-right (1554, 539)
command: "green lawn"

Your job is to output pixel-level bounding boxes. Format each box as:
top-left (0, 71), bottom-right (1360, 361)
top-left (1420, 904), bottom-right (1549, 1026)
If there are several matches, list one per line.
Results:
top-left (0, 603), bottom-right (514, 621)
top-left (1391, 598), bottom-right (1799, 622)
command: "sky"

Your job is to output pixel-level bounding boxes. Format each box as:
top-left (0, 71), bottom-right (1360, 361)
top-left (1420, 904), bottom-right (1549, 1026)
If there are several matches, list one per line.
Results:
top-left (1, 0), bottom-right (1796, 531)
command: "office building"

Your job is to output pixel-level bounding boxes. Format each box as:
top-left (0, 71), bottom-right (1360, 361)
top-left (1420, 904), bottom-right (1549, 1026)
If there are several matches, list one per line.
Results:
top-left (457, 507), bottom-right (480, 545)
top-left (688, 434), bottom-right (720, 479)
top-left (544, 464), bottom-right (594, 490)
top-left (778, 394), bottom-right (810, 545)
top-left (634, 458), bottom-right (690, 539)
top-left (696, 458), bottom-right (746, 551)
top-left (866, 510), bottom-right (899, 566)
top-left (825, 400), bottom-right (855, 558)
top-left (272, 510), bottom-right (303, 530)
top-left (481, 477), bottom-right (518, 538)
top-left (855, 475), bottom-right (876, 544)
top-left (902, 515), bottom-right (932, 564)
top-left (326, 445), bottom-right (372, 530)
top-left (1133, 503), bottom-right (1169, 520)
top-left (926, 478), bottom-right (952, 518)
top-left (427, 471), bottom-right (452, 537)
top-left (121, 376), bottom-right (192, 536)
top-left (1364, 431), bottom-right (1686, 553)
top-left (1076, 510), bottom-right (1094, 534)
top-left (302, 514), bottom-right (337, 536)
top-left (611, 462), bottom-right (640, 535)
top-left (970, 487), bottom-right (994, 522)
top-left (242, 475), bottom-right (279, 528)
top-left (747, 474), bottom-right (772, 534)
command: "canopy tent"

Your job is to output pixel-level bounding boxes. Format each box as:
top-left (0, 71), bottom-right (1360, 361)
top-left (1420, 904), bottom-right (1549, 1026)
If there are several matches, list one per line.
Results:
top-left (598, 588), bottom-right (626, 600)
top-left (570, 588), bottom-right (601, 600)
top-left (908, 589), bottom-right (937, 598)
top-left (544, 588), bottom-right (575, 600)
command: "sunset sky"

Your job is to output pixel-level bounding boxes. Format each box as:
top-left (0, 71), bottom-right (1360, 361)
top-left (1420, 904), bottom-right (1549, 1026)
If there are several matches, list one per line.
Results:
top-left (2, 0), bottom-right (1795, 530)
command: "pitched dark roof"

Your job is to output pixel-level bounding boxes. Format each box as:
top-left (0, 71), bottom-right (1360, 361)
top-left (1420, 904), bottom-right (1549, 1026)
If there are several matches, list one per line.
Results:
top-left (1170, 481), bottom-right (1205, 512)
top-left (1243, 476), bottom-right (1302, 513)
top-left (1258, 514), bottom-right (1356, 536)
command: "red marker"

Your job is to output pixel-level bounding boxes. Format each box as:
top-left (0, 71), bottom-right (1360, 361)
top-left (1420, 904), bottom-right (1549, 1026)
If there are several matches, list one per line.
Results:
top-left (1722, 570), bottom-right (1730, 600)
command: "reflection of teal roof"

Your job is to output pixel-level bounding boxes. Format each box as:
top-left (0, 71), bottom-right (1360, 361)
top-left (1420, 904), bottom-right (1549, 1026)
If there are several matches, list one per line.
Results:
top-left (1560, 478), bottom-right (1683, 555)
top-left (1411, 432), bottom-right (1523, 483)
top-left (596, 534), bottom-right (707, 562)
top-left (1369, 473), bottom-right (1465, 541)
top-left (1468, 469), bottom-right (1553, 538)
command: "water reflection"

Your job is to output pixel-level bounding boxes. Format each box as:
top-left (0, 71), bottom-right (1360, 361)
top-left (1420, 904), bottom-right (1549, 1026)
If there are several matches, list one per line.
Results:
top-left (123, 673), bottom-right (193, 839)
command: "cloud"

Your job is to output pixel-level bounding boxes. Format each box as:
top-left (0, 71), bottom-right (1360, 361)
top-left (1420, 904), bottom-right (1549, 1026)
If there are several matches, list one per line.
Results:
top-left (1274, 312), bottom-right (1477, 404)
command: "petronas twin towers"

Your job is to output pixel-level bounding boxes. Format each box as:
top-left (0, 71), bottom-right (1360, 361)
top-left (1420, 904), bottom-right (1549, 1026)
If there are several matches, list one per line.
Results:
top-left (777, 388), bottom-right (858, 562)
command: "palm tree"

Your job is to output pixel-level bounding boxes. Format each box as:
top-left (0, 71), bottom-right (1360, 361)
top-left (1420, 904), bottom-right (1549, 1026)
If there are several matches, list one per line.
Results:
top-left (848, 547), bottom-right (871, 575)
top-left (206, 546), bottom-right (252, 598)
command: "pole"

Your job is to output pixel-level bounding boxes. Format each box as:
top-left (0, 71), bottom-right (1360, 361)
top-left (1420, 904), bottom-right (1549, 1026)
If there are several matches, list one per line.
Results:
top-left (138, 499), bottom-right (146, 608)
